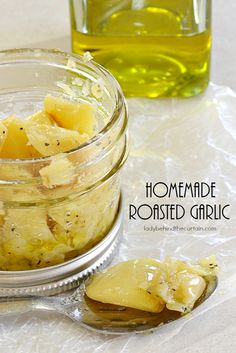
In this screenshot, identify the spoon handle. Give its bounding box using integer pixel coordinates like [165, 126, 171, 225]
[0, 296, 63, 316]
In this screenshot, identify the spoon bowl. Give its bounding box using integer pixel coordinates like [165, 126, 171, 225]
[0, 275, 217, 335]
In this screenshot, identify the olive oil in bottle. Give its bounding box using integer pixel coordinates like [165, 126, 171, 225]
[70, 0, 211, 98]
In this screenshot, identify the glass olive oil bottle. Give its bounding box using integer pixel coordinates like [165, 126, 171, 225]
[70, 0, 211, 98]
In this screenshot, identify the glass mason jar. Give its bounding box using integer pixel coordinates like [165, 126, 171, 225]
[0, 49, 128, 275]
[70, 0, 211, 98]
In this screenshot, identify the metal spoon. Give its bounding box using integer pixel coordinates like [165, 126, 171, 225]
[0, 275, 217, 335]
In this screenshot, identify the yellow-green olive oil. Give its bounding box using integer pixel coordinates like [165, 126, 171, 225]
[70, 1, 211, 97]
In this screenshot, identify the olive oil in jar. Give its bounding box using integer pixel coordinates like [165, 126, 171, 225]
[70, 0, 211, 98]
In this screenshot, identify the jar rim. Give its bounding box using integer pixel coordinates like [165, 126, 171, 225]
[0, 48, 125, 164]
